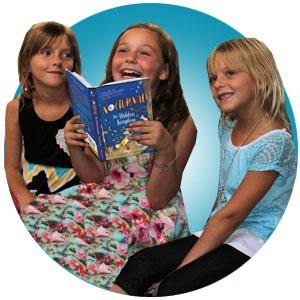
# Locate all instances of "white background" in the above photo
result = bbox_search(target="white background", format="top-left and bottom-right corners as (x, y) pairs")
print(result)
(0, 1), (299, 299)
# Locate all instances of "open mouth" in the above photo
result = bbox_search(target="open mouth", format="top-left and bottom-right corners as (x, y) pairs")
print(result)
(218, 92), (233, 101)
(121, 69), (142, 79)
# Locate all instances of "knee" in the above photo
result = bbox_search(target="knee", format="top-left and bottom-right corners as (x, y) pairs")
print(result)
(157, 276), (178, 296)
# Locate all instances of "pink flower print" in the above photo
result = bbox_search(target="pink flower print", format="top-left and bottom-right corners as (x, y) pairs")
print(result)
(67, 259), (85, 277)
(117, 243), (128, 256)
(74, 237), (88, 246)
(76, 248), (87, 261)
(51, 231), (65, 242)
(70, 200), (86, 209)
(95, 226), (110, 237)
(149, 220), (165, 244)
(139, 196), (150, 210)
(23, 205), (41, 214)
(86, 226), (95, 238)
(107, 165), (130, 189)
(87, 264), (98, 275)
(158, 212), (175, 232)
(129, 208), (149, 229)
(98, 263), (111, 274)
(137, 228), (152, 246)
(119, 207), (131, 218)
(127, 163), (147, 179)
(97, 188), (111, 199)
(50, 194), (66, 204)
(74, 212), (84, 224)
(40, 232), (51, 243)
(77, 182), (98, 195)
(111, 217), (130, 234)
(65, 222), (84, 237)
(100, 181), (111, 190)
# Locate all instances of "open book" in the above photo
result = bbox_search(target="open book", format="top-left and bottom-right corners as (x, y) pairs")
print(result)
(66, 70), (154, 160)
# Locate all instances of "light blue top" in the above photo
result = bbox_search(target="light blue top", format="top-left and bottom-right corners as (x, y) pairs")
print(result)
(211, 119), (297, 242)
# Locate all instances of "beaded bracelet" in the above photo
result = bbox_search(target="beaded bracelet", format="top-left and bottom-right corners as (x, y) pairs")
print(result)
(153, 148), (178, 173)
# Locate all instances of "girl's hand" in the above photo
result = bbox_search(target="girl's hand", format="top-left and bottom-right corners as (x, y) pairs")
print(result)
(127, 120), (173, 152)
(64, 115), (88, 148)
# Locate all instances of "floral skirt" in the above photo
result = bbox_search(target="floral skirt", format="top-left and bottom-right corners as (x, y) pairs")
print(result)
(21, 182), (189, 289)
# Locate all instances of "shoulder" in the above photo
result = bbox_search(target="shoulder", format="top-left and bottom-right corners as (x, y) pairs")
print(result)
(251, 129), (296, 173)
(259, 129), (294, 150)
(6, 97), (20, 116)
(178, 115), (197, 140)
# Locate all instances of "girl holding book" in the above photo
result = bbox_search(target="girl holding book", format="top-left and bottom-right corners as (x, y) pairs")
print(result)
(111, 37), (297, 296)
(20, 23), (197, 289)
(5, 21), (81, 213)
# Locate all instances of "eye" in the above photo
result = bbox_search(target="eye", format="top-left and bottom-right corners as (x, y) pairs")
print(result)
(40, 49), (51, 57)
(208, 75), (216, 84)
(61, 51), (73, 59)
(117, 47), (127, 54)
(140, 50), (151, 56)
(226, 69), (237, 77)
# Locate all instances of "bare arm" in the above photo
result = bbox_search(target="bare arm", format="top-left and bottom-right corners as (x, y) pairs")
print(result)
(177, 170), (278, 268)
(128, 116), (197, 209)
(64, 115), (106, 183)
(5, 98), (34, 212)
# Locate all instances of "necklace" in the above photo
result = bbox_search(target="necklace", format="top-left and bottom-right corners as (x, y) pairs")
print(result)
(216, 118), (263, 205)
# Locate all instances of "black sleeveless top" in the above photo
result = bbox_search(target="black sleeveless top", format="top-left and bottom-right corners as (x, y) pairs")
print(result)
(19, 96), (80, 194)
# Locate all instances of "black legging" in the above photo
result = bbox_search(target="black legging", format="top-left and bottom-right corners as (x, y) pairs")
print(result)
(115, 235), (250, 296)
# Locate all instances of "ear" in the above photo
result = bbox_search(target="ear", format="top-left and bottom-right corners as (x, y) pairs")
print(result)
(159, 63), (169, 81)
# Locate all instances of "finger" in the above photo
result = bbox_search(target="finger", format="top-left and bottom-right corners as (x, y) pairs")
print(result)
(66, 139), (88, 148)
(68, 114), (81, 123)
(128, 133), (153, 141)
(126, 126), (153, 133)
(128, 120), (153, 127)
(65, 131), (88, 141)
(65, 123), (85, 132)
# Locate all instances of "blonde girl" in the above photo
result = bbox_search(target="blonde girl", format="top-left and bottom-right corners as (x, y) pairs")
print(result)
(112, 38), (297, 296)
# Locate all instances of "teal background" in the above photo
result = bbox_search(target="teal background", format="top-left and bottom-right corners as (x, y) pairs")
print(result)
(16, 3), (297, 232)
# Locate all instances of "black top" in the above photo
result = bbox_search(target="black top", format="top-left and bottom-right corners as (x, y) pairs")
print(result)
(19, 96), (74, 168)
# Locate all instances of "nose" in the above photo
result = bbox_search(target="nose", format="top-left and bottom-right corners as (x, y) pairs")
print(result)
(51, 53), (63, 66)
(125, 51), (137, 64)
(213, 74), (226, 90)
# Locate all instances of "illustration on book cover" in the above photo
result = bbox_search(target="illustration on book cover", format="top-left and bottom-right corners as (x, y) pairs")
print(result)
(67, 70), (154, 160)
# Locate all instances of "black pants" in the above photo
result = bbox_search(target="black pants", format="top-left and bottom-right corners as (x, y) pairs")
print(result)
(115, 235), (250, 296)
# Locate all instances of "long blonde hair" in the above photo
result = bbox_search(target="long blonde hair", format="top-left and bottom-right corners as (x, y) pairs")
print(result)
(207, 38), (291, 132)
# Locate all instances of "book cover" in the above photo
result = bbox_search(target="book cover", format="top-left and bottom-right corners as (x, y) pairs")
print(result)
(66, 70), (154, 160)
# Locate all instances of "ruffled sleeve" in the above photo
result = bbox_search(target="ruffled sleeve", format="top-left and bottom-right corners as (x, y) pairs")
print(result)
(249, 131), (296, 185)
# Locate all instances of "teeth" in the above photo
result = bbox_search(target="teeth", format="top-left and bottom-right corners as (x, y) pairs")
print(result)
(219, 93), (232, 101)
(122, 69), (141, 77)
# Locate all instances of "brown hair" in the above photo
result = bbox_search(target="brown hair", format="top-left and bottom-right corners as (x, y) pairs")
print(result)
(102, 23), (189, 138)
(18, 21), (81, 98)
(207, 38), (291, 132)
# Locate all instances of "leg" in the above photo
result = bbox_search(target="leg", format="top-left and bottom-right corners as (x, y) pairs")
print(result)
(114, 235), (198, 296)
(157, 244), (250, 296)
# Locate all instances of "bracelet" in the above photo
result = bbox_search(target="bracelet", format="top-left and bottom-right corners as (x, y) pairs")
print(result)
(153, 147), (178, 173)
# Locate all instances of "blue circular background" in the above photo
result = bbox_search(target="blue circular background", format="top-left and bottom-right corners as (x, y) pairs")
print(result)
(68, 3), (297, 232)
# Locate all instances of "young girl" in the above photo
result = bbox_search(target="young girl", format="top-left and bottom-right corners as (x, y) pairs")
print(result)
(111, 37), (297, 296)
(5, 21), (82, 213)
(20, 23), (197, 289)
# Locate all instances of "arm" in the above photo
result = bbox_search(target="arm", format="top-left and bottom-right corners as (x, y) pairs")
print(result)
(4, 98), (34, 212)
(177, 170), (278, 268)
(64, 115), (106, 183)
(128, 116), (197, 209)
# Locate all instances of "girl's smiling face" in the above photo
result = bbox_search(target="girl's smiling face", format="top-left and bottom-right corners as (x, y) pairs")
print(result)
(112, 28), (168, 95)
(208, 55), (256, 118)
(30, 34), (74, 90)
